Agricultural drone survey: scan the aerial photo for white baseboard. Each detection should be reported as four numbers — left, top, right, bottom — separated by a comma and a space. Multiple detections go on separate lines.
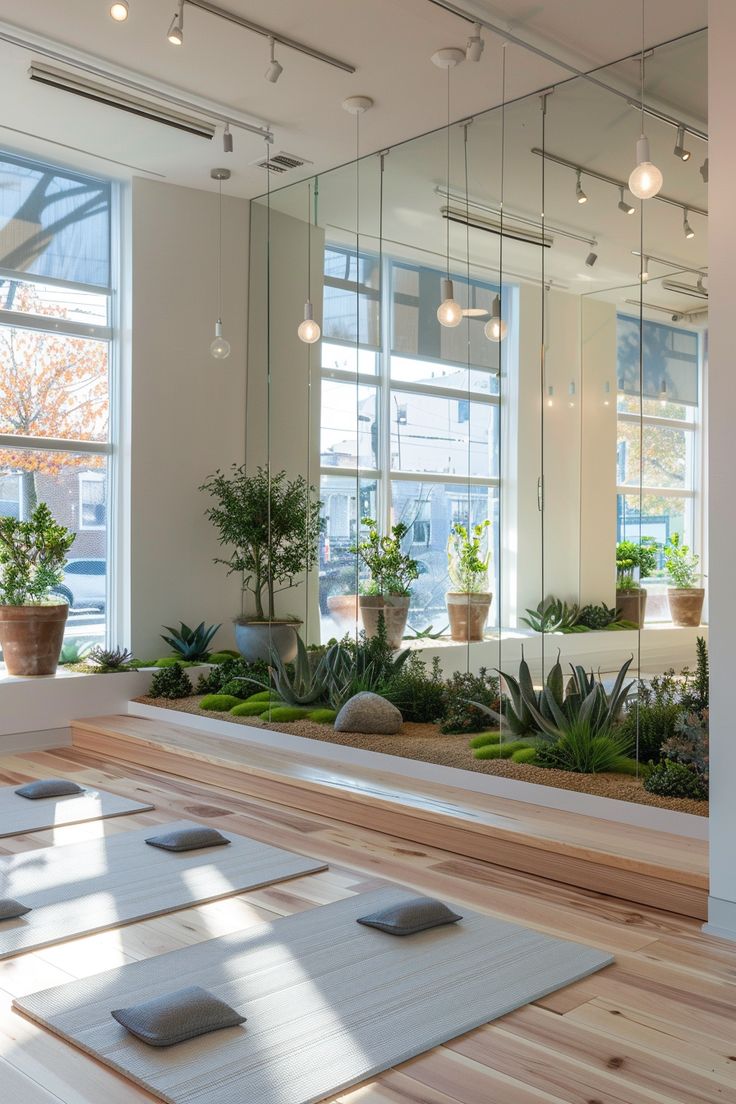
704, 896, 736, 942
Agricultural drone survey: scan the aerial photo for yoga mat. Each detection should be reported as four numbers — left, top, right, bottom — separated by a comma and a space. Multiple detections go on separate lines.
0, 783, 153, 838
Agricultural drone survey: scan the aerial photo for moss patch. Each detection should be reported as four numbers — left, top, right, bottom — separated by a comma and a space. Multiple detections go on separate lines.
229, 701, 273, 717
209, 651, 239, 664
468, 731, 501, 749
473, 740, 529, 760
511, 746, 538, 764
199, 693, 243, 712
306, 708, 338, 724
246, 690, 279, 703
260, 705, 312, 722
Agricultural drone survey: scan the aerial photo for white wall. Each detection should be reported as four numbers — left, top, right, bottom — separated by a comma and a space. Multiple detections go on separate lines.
706, 1, 736, 940
128, 178, 249, 658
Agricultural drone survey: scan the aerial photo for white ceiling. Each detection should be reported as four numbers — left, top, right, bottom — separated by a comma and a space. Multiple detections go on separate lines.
0, 0, 707, 199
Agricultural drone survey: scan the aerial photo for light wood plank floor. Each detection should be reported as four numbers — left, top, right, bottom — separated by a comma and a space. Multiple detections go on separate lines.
0, 744, 734, 1104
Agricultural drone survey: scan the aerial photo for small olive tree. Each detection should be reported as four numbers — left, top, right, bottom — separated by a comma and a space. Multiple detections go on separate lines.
201, 464, 323, 621
0, 502, 75, 606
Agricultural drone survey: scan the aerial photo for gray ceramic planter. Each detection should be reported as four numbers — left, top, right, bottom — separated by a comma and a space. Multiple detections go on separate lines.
234, 620, 300, 664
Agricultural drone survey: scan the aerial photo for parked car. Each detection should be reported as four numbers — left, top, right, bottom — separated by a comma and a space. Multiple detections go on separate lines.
50, 558, 106, 611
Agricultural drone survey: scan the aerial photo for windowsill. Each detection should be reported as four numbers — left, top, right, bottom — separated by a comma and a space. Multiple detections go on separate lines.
404, 621, 708, 650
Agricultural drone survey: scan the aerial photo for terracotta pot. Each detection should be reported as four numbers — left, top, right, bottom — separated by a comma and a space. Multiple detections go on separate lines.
615, 588, 647, 628
326, 594, 359, 633
446, 591, 492, 642
359, 594, 410, 650
234, 620, 301, 664
667, 587, 705, 627
0, 603, 68, 676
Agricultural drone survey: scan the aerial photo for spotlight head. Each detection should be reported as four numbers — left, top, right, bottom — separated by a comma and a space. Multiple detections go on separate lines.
223, 124, 233, 153
673, 124, 691, 162
265, 36, 283, 82
683, 209, 695, 239
466, 24, 484, 62
110, 1, 129, 21
617, 186, 635, 215
585, 251, 598, 268
575, 171, 588, 205
700, 157, 709, 184
167, 3, 183, 45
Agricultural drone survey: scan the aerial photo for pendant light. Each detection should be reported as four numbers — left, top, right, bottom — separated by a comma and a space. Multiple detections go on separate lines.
297, 178, 321, 344
210, 167, 231, 360
485, 294, 507, 342
629, 0, 663, 200
110, 1, 129, 20
432, 47, 465, 328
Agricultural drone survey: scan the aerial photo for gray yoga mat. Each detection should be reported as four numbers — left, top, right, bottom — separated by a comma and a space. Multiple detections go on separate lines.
0, 819, 327, 958
14, 885, 613, 1104
0, 783, 154, 838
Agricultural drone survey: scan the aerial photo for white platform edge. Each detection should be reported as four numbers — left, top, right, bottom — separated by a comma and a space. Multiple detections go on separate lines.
127, 700, 709, 841
704, 896, 736, 942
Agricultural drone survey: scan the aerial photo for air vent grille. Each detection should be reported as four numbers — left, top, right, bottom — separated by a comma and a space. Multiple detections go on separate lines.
253, 150, 312, 173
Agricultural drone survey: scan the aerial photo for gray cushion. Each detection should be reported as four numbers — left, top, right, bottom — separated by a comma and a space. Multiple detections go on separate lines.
111, 985, 245, 1047
145, 826, 230, 852
0, 898, 32, 921
15, 778, 84, 800
357, 896, 462, 935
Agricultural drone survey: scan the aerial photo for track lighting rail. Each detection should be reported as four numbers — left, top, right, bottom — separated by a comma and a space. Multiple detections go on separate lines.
530, 148, 707, 217
183, 0, 356, 73
626, 100, 707, 142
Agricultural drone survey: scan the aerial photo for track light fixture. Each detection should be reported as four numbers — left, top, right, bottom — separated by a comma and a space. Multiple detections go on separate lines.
223, 123, 233, 153
617, 186, 635, 215
167, 1, 183, 45
110, 1, 129, 21
575, 170, 588, 204
466, 23, 484, 62
700, 157, 709, 184
673, 124, 691, 161
683, 208, 694, 239
265, 36, 283, 82
585, 251, 598, 268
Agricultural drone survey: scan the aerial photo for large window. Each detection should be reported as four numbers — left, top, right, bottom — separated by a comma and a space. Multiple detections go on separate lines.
320, 246, 503, 634
0, 151, 114, 649
616, 314, 701, 620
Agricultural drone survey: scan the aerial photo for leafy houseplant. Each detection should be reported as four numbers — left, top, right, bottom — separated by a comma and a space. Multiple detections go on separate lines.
351, 518, 419, 649
161, 621, 221, 661
663, 533, 704, 626
201, 465, 323, 663
0, 502, 75, 676
446, 521, 492, 642
615, 538, 658, 628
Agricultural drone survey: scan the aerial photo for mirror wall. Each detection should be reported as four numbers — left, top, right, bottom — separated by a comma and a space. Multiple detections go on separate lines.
246, 27, 708, 790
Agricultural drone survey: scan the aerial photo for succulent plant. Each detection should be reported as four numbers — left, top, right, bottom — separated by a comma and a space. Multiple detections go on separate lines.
577, 603, 619, 630
88, 645, 134, 670
268, 636, 329, 706
471, 648, 564, 736
161, 621, 221, 662
521, 598, 581, 633
59, 639, 93, 664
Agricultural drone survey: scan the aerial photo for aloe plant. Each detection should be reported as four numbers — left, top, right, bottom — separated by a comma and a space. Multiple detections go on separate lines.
473, 648, 564, 735
521, 598, 581, 633
268, 636, 329, 706
161, 621, 221, 661
523, 657, 634, 741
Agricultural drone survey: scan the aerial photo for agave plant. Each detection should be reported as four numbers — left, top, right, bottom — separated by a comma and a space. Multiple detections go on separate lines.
161, 621, 221, 661
522, 657, 634, 741
521, 598, 581, 633
59, 639, 93, 664
268, 636, 329, 706
317, 637, 412, 711
88, 645, 134, 670
467, 648, 563, 736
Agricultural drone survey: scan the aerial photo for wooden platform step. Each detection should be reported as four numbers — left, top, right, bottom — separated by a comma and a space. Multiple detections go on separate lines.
71, 713, 709, 920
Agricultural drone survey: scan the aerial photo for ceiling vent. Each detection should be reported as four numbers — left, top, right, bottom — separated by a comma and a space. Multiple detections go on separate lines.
252, 150, 313, 173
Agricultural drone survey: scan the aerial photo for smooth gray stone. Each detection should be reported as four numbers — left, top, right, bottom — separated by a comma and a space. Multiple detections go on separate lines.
334, 691, 402, 735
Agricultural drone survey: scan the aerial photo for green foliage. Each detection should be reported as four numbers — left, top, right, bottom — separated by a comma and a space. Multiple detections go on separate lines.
577, 603, 619, 630
161, 621, 220, 661
195, 655, 269, 695
230, 701, 272, 717
521, 598, 580, 633
661, 709, 709, 782
149, 663, 193, 699
201, 464, 323, 620
351, 518, 419, 597
534, 722, 634, 774
610, 756, 640, 776
663, 532, 701, 588
473, 740, 531, 760
440, 667, 500, 734
402, 624, 448, 640
208, 651, 239, 663
483, 649, 566, 736
59, 639, 93, 664
88, 645, 134, 671
381, 654, 447, 723
616, 538, 658, 589
268, 635, 330, 706
0, 502, 75, 605
306, 708, 338, 724
155, 656, 198, 668
260, 705, 311, 722
519, 658, 634, 743
617, 700, 684, 762
218, 680, 251, 699
447, 521, 491, 593
319, 622, 412, 711
644, 761, 707, 800
246, 690, 279, 703
512, 746, 538, 764
468, 731, 501, 748
680, 637, 709, 712
200, 693, 242, 711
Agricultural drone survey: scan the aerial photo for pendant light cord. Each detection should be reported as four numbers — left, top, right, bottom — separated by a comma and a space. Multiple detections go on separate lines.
265, 136, 272, 629
217, 176, 223, 320
445, 65, 451, 280
497, 41, 506, 690
640, 0, 645, 131
306, 180, 312, 303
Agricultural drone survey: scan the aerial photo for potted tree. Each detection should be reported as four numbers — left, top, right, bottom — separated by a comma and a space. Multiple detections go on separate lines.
0, 502, 75, 676
201, 464, 323, 663
352, 518, 419, 649
446, 520, 492, 642
615, 538, 658, 628
664, 533, 705, 626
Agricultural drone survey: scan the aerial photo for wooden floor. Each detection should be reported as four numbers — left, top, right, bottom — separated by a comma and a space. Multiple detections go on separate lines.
73, 712, 710, 919
0, 744, 733, 1104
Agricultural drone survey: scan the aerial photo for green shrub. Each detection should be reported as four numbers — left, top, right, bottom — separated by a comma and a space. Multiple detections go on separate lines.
306, 708, 338, 724
644, 761, 707, 800
534, 722, 633, 773
149, 663, 193, 700
219, 680, 251, 699
382, 654, 447, 723
468, 731, 501, 749
199, 694, 243, 711
512, 746, 538, 764
616, 701, 685, 762
473, 740, 529, 760
610, 756, 640, 775
260, 705, 311, 722
155, 656, 198, 668
230, 701, 274, 717
209, 650, 239, 663
679, 637, 709, 713
661, 709, 709, 782
196, 656, 269, 695
440, 667, 500, 734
